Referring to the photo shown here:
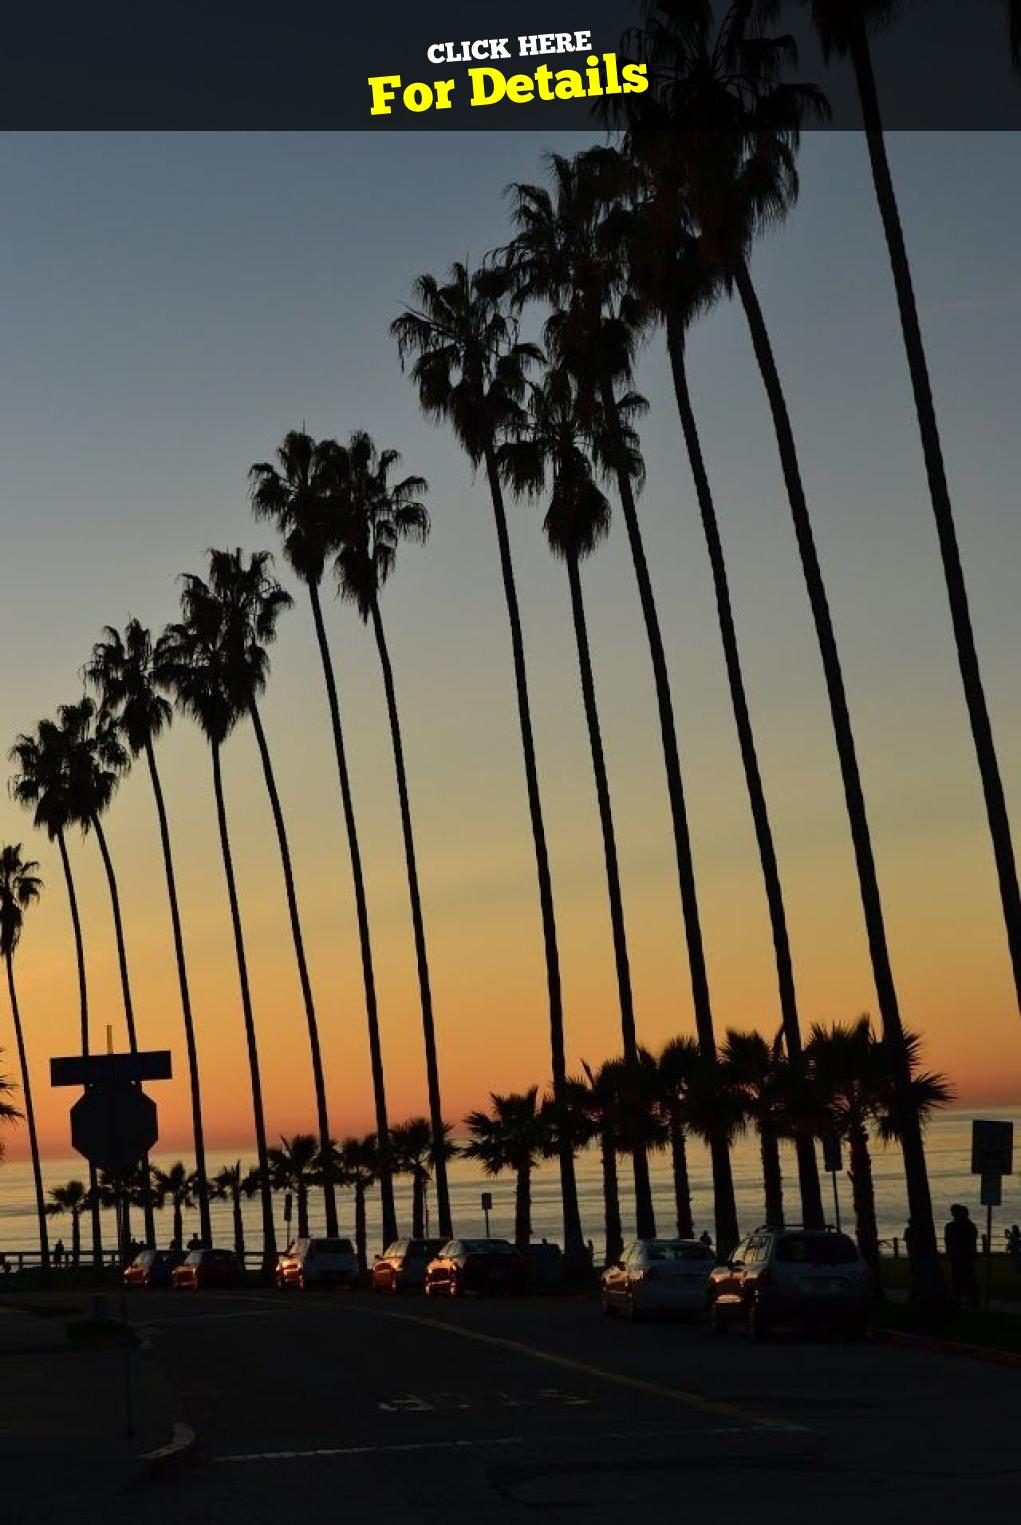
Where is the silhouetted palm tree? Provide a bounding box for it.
[569,1062,624,1266]
[464,1087,552,1250]
[721,1028,787,1229]
[390,1116,457,1238]
[211,1161,252,1259]
[154,565,278,1272]
[336,1134,379,1272]
[46,1179,87,1266]
[781,0,1021,1020]
[152,1161,196,1248]
[0,844,47,1268]
[10,718,103,1262]
[657,1035,700,1239]
[619,0,943,1299]
[331,430,452,1240]
[499,367,656,1238]
[505,149,737,1255]
[249,433,394,1245]
[86,621,212,1244]
[268,1133,321,1241]
[392,263,584,1269]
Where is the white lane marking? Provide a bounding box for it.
[212,1425,769,1465]
[376,1389,594,1413]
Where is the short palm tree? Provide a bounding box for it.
[249,433,396,1244]
[463,1087,552,1251]
[392,265,584,1271]
[779,0,1021,1018]
[154,562,278,1272]
[86,621,212,1244]
[336,1134,379,1272]
[331,430,452,1240]
[0,844,47,1267]
[505,149,738,1256]
[568,1062,622,1266]
[46,1179,88,1266]
[657,1035,701,1240]
[9,720,103,1262]
[721,1028,788,1229]
[211,1161,250,1260]
[152,1161,196,1248]
[391,1116,457,1238]
[267,1133,321,1241]
[618,0,943,1298]
[499,367,656,1238]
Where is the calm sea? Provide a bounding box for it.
[2,1107,1018,1258]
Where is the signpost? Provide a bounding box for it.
[51,1047,172,1437]
[283,1192,293,1244]
[481,1191,493,1236]
[971,1119,1013,1309]
[821,1131,843,1232]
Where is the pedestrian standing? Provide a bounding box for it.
[944,1204,980,1309]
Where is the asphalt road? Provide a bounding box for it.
[104,1288,1021,1520]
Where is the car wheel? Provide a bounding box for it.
[601,1293,616,1318]
[297,1272,306,1292]
[625,1292,641,1323]
[845,1313,868,1341]
[710,1301,730,1336]
[749,1302,770,1341]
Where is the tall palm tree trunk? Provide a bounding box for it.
[143,738,211,1245]
[759,1122,784,1230]
[514,1162,533,1251]
[565,555,655,1238]
[247,701,338,1238]
[6,954,49,1270]
[91,814,155,1247]
[297,1181,309,1240]
[733,259,942,1303]
[412,1171,426,1239]
[667,1102,694,1240]
[849,24,1021,1018]
[598,374,738,1256]
[71,1209,81,1267]
[210,742,276,1273]
[306,580,396,1248]
[354,1182,368,1273]
[848,1123,880,1276]
[369,598,452,1240]
[599,1126,624,1267]
[232,1185,245,1260]
[482,445,586,1269]
[55,831,102,1266]
[666,312,823,1230]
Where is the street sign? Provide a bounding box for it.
[481,1192,493,1211]
[51,1051,172,1087]
[70,1086,158,1172]
[821,1131,843,1174]
[283,1192,293,1223]
[971,1119,1013,1175]
[980,1171,1003,1208]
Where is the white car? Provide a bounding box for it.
[275,1236,358,1290]
[601,1238,716,1320]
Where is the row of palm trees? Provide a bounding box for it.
[1,1,1014,1304]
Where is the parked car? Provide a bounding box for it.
[424,1238,529,1297]
[707,1227,871,1338]
[123,1248,181,1289]
[371,1238,444,1293]
[601,1238,715,1321]
[171,1247,242,1291]
[276,1237,358,1290]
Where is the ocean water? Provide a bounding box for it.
[2,1107,1018,1260]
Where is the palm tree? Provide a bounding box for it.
[154,564,278,1273]
[657,1035,701,1240]
[499,367,656,1238]
[211,1161,250,1260]
[504,150,738,1256]
[46,1179,88,1266]
[0,844,47,1268]
[267,1133,321,1241]
[85,621,212,1244]
[336,1134,379,1272]
[152,1161,196,1248]
[568,1062,623,1266]
[721,1028,788,1229]
[330,430,453,1240]
[619,0,943,1301]
[9,720,103,1264]
[249,431,396,1246]
[390,1116,457,1238]
[463,1087,553,1251]
[780,0,1021,1019]
[392,263,584,1269]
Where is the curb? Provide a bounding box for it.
[872,1326,1021,1369]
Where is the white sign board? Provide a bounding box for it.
[971,1119,1013,1175]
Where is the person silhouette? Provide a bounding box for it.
[53,1238,65,1269]
[944,1204,979,1308]
[1006,1224,1021,1273]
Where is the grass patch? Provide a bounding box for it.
[880,1252,1021,1302]
[875,1300,1021,1356]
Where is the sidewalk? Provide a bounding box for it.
[0,1300,187,1518]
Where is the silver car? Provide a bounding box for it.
[275,1236,358,1290]
[601,1238,716,1321]
[707,1227,872,1338]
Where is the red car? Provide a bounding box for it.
[424,1239,529,1297]
[171,1248,242,1290]
[123,1248,182,1289]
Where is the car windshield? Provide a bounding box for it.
[776,1233,859,1265]
[645,1241,713,1262]
[311,1239,353,1255]
[132,1251,154,1266]
[185,1252,201,1264]
[462,1239,514,1255]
